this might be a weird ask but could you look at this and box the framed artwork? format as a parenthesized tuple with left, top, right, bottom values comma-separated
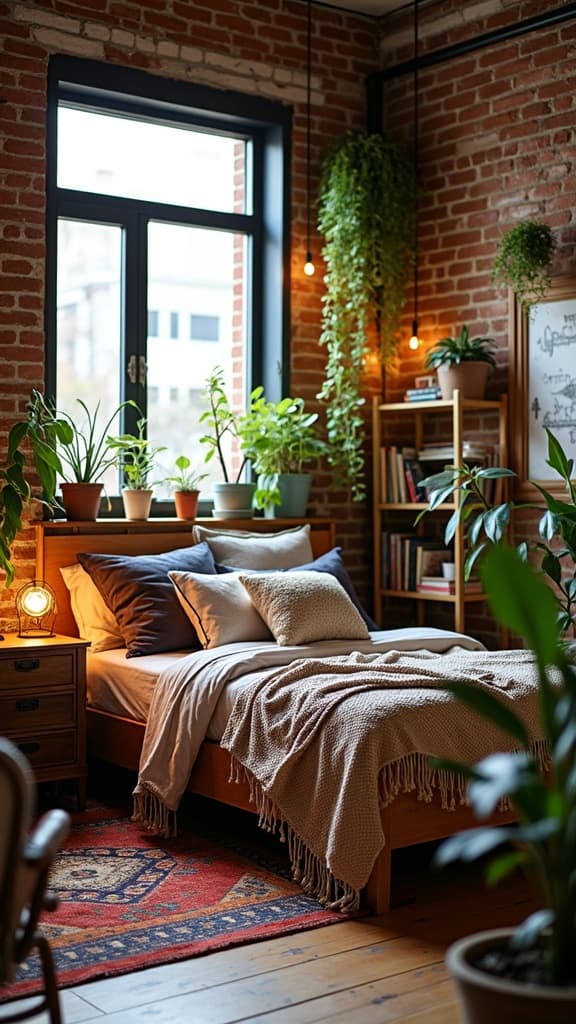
(509, 275, 576, 500)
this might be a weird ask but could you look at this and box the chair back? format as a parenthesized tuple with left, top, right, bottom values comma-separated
(0, 739, 36, 983)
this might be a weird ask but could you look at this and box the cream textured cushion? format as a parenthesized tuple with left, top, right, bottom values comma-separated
(169, 570, 272, 649)
(240, 571, 370, 646)
(60, 563, 124, 652)
(192, 524, 313, 570)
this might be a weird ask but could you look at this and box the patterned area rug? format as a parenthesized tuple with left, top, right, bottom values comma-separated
(4, 801, 344, 999)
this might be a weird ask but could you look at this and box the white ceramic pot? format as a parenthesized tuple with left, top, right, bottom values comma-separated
(446, 929, 576, 1024)
(122, 488, 153, 521)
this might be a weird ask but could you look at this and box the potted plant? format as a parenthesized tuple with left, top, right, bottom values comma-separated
(162, 456, 207, 520)
(424, 325, 497, 400)
(0, 391, 69, 585)
(417, 428, 576, 637)
(107, 417, 166, 521)
(237, 392, 327, 516)
(432, 542, 576, 1021)
(199, 367, 255, 518)
(492, 220, 556, 312)
(317, 129, 417, 502)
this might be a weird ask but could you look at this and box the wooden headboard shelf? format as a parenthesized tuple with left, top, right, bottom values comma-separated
(36, 518, 336, 638)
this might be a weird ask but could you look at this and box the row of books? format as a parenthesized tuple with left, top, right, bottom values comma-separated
(380, 446, 427, 504)
(403, 385, 442, 402)
(380, 532, 484, 594)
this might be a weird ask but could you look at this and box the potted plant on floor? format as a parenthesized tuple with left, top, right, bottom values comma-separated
(432, 542, 576, 1022)
(492, 220, 556, 312)
(107, 416, 166, 521)
(237, 392, 327, 517)
(317, 129, 417, 502)
(162, 456, 207, 520)
(424, 325, 497, 400)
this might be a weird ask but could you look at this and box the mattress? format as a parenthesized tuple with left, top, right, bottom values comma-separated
(87, 647, 261, 740)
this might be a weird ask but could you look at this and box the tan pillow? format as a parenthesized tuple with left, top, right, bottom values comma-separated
(192, 524, 313, 569)
(240, 571, 370, 646)
(60, 563, 124, 652)
(169, 570, 272, 649)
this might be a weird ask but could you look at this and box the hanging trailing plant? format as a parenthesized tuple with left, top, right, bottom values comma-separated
(316, 130, 417, 501)
(492, 220, 556, 311)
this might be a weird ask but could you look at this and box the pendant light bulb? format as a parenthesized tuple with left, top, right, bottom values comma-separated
(304, 253, 315, 276)
(409, 319, 420, 351)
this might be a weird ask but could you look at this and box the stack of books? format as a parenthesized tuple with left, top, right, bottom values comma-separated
(404, 385, 442, 402)
(417, 576, 484, 595)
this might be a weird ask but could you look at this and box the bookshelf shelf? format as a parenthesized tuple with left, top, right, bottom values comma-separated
(372, 390, 508, 634)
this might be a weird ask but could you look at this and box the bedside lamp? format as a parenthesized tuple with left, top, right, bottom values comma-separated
(16, 581, 56, 638)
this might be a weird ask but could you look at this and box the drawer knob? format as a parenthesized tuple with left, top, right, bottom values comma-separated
(17, 741, 40, 755)
(16, 697, 40, 712)
(13, 658, 40, 672)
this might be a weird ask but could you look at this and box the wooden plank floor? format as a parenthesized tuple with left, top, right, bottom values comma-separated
(2, 836, 535, 1024)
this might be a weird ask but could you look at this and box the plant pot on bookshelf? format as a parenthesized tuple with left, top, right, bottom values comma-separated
(425, 326, 496, 400)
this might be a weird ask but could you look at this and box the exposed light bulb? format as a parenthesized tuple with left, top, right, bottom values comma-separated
(21, 586, 51, 617)
(304, 252, 315, 277)
(408, 319, 420, 350)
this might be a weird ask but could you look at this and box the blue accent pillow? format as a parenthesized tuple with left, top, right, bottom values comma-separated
(217, 546, 378, 631)
(77, 542, 218, 657)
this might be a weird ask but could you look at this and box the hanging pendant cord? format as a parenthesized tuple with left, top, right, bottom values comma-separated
(306, 0, 312, 259)
(412, 0, 420, 334)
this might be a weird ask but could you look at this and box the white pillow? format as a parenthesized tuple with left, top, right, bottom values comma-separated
(240, 571, 370, 646)
(169, 570, 272, 649)
(60, 563, 124, 652)
(191, 524, 313, 570)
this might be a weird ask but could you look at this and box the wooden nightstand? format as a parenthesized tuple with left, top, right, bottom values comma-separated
(0, 633, 89, 808)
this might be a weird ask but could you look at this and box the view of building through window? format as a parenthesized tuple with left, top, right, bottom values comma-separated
(55, 104, 249, 500)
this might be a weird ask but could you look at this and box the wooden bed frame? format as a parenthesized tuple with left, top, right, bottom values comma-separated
(36, 516, 512, 913)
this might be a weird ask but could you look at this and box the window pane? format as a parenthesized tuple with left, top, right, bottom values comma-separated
(57, 107, 246, 214)
(56, 219, 123, 495)
(146, 221, 247, 498)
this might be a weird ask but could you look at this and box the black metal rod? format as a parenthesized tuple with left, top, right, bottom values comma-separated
(306, 0, 312, 258)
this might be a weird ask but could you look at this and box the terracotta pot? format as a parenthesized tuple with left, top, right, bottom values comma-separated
(60, 482, 103, 521)
(122, 488, 153, 521)
(173, 490, 199, 520)
(446, 929, 576, 1024)
(437, 361, 490, 400)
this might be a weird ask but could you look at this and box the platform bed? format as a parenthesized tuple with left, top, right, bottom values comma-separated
(36, 517, 513, 913)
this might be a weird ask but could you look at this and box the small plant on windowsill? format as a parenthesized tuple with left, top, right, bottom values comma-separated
(107, 416, 166, 521)
(162, 455, 207, 521)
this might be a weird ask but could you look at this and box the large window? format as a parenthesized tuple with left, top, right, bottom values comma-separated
(46, 57, 290, 509)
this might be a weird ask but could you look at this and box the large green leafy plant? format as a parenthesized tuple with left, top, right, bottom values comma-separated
(317, 130, 417, 502)
(424, 325, 496, 369)
(417, 429, 576, 636)
(433, 543, 576, 986)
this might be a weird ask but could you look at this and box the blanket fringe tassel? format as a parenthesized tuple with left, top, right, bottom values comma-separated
(132, 789, 177, 838)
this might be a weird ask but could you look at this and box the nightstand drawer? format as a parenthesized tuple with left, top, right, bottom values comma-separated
(1, 691, 76, 731)
(15, 730, 76, 768)
(0, 652, 75, 687)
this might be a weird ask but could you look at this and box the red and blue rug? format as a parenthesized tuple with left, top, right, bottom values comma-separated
(5, 802, 344, 998)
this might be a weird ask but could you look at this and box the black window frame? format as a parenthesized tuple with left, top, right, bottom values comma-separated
(45, 55, 291, 517)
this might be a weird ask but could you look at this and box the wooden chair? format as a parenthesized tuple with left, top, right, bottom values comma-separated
(0, 738, 70, 1024)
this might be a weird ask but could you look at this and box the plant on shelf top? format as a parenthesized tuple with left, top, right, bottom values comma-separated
(416, 428, 576, 637)
(433, 542, 576, 988)
(424, 325, 497, 369)
(237, 392, 327, 511)
(107, 416, 166, 491)
(162, 455, 207, 493)
(317, 130, 417, 502)
(492, 220, 556, 311)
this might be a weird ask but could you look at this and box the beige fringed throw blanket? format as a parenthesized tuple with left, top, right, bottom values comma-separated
(219, 648, 546, 911)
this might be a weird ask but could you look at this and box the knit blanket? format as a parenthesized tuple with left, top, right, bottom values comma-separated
(219, 647, 545, 911)
(132, 628, 483, 836)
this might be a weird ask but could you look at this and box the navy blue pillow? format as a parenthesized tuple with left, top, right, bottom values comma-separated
(77, 542, 218, 657)
(217, 546, 378, 631)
